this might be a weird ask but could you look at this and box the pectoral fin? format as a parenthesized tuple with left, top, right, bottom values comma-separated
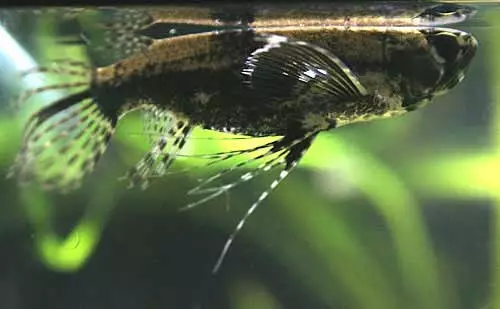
(242, 34, 367, 103)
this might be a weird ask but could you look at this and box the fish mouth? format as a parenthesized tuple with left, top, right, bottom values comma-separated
(424, 28, 478, 95)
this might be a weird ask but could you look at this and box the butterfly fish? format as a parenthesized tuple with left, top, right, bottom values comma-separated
(9, 25, 478, 272)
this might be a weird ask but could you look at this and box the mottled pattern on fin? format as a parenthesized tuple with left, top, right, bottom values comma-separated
(122, 106, 192, 190)
(9, 62, 117, 192)
(86, 8, 154, 64)
(179, 130, 318, 272)
(9, 92, 117, 192)
(242, 34, 367, 102)
(13, 60, 90, 111)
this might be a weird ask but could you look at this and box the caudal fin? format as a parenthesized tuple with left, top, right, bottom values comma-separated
(9, 86, 117, 192)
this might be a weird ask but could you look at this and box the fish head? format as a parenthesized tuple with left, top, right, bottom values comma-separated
(402, 28, 478, 111)
(412, 3, 477, 26)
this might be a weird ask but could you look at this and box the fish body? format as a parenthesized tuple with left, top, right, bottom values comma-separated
(93, 26, 475, 136)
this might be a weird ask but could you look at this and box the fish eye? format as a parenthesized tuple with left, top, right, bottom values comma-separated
(428, 31, 477, 63)
(427, 31, 462, 63)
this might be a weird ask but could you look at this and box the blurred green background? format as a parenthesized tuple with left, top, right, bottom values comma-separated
(0, 2, 499, 309)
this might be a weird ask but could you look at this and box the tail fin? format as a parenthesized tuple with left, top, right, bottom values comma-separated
(9, 89, 117, 192)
